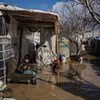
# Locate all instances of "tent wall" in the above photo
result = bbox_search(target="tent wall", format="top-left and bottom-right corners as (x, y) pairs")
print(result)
(40, 28), (56, 53)
(1, 12), (57, 63)
(9, 16), (19, 59)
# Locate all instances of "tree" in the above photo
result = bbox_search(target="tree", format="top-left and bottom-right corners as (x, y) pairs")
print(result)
(52, 0), (100, 57)
(52, 1), (88, 56)
(77, 0), (100, 24)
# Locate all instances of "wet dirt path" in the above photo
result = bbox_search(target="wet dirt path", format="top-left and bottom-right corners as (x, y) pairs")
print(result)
(2, 55), (100, 100)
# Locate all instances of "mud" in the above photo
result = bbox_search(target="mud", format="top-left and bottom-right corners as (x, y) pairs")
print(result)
(1, 54), (100, 100)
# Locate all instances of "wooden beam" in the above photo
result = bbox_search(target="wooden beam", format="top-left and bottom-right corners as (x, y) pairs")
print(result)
(55, 16), (60, 84)
(22, 23), (55, 28)
(18, 20), (55, 25)
(2, 10), (55, 22)
(12, 15), (55, 22)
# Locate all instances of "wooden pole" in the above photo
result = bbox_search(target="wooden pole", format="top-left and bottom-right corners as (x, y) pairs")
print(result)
(18, 26), (23, 65)
(55, 16), (59, 55)
(55, 16), (60, 84)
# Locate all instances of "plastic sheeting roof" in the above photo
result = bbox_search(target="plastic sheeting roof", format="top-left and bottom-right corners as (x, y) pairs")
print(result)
(0, 3), (58, 17)
(0, 3), (58, 28)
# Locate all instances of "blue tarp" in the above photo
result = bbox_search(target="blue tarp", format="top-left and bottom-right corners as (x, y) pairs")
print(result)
(95, 36), (100, 40)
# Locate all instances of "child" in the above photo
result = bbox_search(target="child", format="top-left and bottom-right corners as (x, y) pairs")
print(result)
(18, 55), (37, 84)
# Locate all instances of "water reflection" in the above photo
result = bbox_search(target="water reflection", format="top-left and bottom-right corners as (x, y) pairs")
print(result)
(60, 80), (100, 100)
(83, 56), (100, 76)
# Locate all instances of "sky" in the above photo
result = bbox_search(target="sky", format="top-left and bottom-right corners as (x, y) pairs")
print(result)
(0, 0), (60, 11)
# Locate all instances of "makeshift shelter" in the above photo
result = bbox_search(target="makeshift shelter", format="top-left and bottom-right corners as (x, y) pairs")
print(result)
(0, 3), (59, 82)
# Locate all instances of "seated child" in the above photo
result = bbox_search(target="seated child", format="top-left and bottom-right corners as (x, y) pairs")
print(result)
(18, 55), (36, 76)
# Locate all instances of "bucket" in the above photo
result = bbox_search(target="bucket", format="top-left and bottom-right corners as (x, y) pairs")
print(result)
(62, 56), (66, 64)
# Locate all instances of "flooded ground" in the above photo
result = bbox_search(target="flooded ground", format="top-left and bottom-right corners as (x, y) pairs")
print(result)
(1, 53), (100, 100)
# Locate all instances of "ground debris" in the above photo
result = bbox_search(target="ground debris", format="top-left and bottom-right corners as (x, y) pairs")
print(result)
(68, 60), (86, 79)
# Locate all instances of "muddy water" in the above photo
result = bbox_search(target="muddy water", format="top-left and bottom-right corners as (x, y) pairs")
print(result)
(1, 55), (100, 100)
(79, 55), (100, 99)
(6, 82), (83, 100)
(59, 55), (100, 100)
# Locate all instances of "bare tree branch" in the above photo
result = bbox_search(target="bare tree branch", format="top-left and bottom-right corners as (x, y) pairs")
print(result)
(53, 0), (99, 56)
(85, 0), (100, 23)
(77, 0), (100, 24)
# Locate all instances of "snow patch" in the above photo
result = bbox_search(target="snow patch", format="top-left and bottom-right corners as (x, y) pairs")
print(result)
(0, 3), (58, 16)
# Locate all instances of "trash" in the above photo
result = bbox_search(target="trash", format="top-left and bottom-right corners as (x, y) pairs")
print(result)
(0, 82), (13, 100)
(0, 97), (16, 100)
(68, 61), (86, 79)
(0, 81), (7, 92)
(36, 45), (53, 66)
(0, 80), (13, 94)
